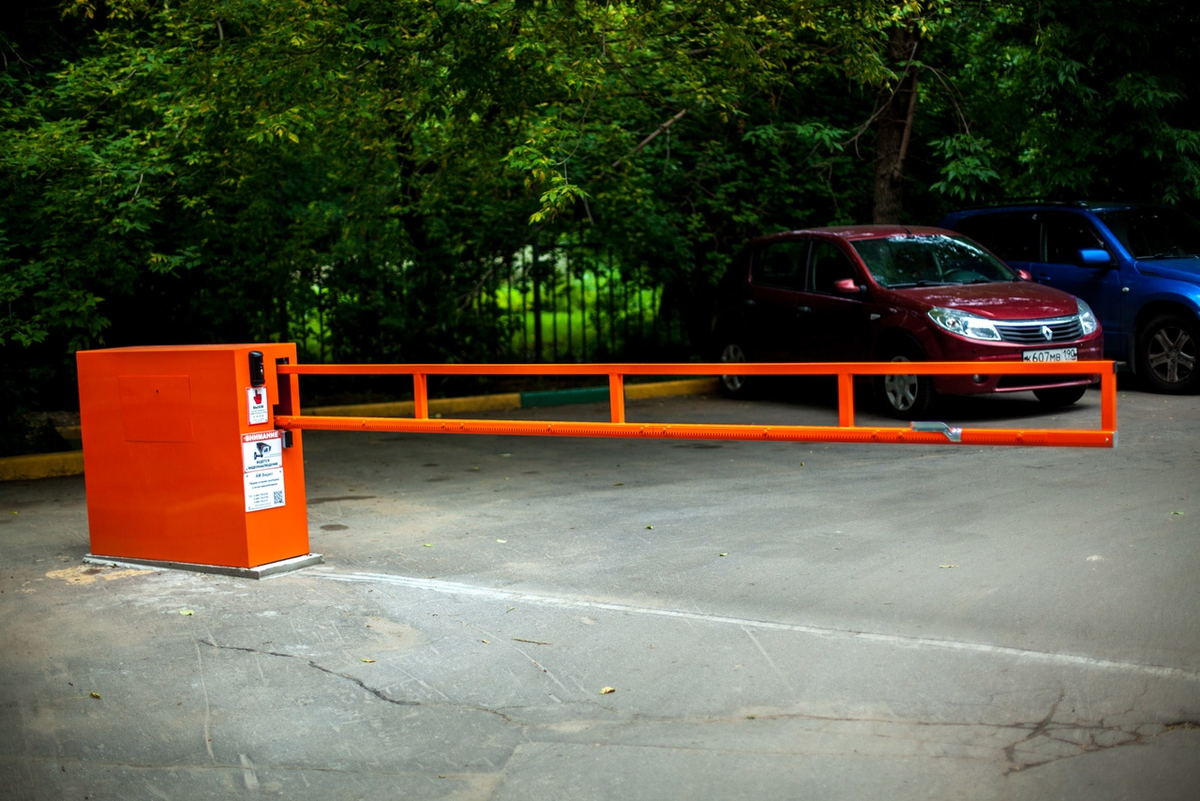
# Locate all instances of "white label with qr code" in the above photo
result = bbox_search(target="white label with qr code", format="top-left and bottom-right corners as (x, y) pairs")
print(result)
(242, 431), (285, 512)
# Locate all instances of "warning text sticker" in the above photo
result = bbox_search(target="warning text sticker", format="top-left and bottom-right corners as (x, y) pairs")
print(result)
(242, 430), (283, 471)
(241, 431), (285, 511)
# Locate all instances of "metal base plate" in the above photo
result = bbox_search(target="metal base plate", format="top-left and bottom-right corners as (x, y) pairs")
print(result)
(83, 552), (324, 580)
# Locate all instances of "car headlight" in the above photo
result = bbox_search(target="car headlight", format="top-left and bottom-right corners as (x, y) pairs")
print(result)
(1077, 298), (1099, 336)
(927, 307), (1002, 341)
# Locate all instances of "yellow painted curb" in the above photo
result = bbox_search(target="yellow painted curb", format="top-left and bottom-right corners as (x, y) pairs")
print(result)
(625, 377), (720, 400)
(307, 392), (523, 418)
(0, 451), (86, 482)
(430, 393), (524, 415)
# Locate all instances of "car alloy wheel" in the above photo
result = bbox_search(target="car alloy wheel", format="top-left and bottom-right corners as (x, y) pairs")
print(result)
(877, 352), (935, 419)
(884, 356), (919, 411)
(1138, 313), (1199, 394)
(718, 341), (749, 397)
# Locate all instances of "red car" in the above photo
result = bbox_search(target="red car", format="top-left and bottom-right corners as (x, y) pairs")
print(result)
(712, 225), (1104, 418)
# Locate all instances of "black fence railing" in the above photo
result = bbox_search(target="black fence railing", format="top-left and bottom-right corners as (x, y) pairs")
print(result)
(476, 236), (688, 363)
(291, 234), (691, 367)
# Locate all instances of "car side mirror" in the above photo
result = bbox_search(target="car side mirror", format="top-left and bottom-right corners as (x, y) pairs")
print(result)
(1078, 248), (1114, 267)
(833, 278), (866, 295)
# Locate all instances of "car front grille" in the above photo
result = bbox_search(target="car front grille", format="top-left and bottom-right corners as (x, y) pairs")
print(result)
(993, 316), (1083, 344)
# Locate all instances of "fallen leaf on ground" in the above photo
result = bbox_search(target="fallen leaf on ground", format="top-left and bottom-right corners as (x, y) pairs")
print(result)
(645, 525), (653, 530)
(361, 658), (376, 663)
(89, 692), (101, 699)
(496, 539), (507, 543)
(600, 687), (616, 695)
(179, 609), (194, 615)
(938, 564), (958, 569)
(719, 552), (728, 557)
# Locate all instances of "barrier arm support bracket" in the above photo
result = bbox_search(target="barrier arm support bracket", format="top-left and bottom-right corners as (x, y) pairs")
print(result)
(413, 373), (429, 420)
(609, 373), (626, 424)
(838, 372), (855, 428)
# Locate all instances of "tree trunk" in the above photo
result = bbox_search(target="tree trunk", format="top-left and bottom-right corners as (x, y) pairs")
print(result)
(873, 25), (920, 225)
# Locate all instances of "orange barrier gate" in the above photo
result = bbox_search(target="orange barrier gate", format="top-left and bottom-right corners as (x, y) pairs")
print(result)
(275, 360), (1118, 449)
(76, 347), (1116, 579)
(78, 344), (318, 578)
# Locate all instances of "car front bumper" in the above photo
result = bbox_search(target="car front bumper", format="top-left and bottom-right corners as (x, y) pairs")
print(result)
(928, 334), (1105, 396)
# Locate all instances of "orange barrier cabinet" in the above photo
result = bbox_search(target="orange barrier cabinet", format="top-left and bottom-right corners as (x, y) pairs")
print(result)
(77, 344), (319, 577)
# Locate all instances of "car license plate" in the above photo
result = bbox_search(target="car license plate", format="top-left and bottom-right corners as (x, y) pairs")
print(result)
(1023, 348), (1077, 362)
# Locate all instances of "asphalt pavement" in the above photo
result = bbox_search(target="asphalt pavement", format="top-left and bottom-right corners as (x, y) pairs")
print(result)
(2, 383), (1198, 800)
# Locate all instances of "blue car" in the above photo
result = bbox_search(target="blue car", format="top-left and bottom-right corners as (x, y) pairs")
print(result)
(939, 203), (1200, 393)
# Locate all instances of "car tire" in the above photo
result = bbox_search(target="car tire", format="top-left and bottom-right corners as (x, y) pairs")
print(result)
(876, 349), (936, 419)
(1033, 385), (1087, 407)
(1137, 313), (1200, 394)
(717, 340), (753, 398)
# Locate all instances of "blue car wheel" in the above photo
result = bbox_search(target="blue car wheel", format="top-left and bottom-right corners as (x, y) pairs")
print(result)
(1137, 313), (1199, 394)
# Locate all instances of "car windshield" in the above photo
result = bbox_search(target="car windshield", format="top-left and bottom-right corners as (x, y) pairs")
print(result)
(1096, 207), (1200, 259)
(850, 234), (1017, 288)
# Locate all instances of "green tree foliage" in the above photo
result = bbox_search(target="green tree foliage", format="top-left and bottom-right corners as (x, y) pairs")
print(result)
(925, 0), (1200, 209)
(0, 0), (893, 368)
(1, 0), (1198, 433)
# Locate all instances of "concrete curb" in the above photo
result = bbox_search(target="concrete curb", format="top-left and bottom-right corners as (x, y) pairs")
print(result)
(3, 377), (720, 481)
(624, 378), (720, 400)
(0, 451), (86, 482)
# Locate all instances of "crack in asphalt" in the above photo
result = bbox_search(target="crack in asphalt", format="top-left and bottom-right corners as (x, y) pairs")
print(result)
(720, 703), (1200, 776)
(198, 638), (1196, 777)
(200, 639), (419, 708)
(999, 691), (1200, 775)
(1003, 689), (1067, 774)
(485, 703), (1199, 777)
(1008, 718), (1200, 775)
(199, 639), (514, 723)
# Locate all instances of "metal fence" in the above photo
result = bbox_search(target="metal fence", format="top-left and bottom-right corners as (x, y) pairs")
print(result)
(291, 234), (690, 367)
(468, 235), (688, 363)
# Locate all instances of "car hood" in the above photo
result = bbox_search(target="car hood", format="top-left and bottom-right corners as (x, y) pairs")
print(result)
(892, 282), (1080, 320)
(1135, 257), (1200, 285)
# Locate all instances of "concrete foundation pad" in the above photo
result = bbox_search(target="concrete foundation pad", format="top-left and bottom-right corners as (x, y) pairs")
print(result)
(83, 551), (324, 579)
